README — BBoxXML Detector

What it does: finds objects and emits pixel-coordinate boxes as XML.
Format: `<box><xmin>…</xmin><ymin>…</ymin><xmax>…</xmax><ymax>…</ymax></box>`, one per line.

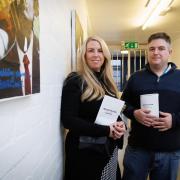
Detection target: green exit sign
<box><xmin>125</xmin><ymin>42</ymin><xmax>138</xmax><ymax>49</ymax></box>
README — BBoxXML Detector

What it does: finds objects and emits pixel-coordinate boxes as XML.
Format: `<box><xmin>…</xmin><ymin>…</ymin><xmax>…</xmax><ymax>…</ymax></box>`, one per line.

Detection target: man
<box><xmin>121</xmin><ymin>32</ymin><xmax>180</xmax><ymax>180</ymax></box>
<box><xmin>0</xmin><ymin>0</ymin><xmax>40</xmax><ymax>99</ymax></box>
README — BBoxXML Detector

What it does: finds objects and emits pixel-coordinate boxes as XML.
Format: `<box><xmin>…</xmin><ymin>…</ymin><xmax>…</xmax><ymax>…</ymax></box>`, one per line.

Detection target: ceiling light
<box><xmin>142</xmin><ymin>0</ymin><xmax>174</xmax><ymax>30</ymax></box>
<box><xmin>121</xmin><ymin>50</ymin><xmax>128</xmax><ymax>54</ymax></box>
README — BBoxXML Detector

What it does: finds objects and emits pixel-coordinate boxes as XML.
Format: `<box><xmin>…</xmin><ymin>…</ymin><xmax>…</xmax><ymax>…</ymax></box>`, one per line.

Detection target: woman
<box><xmin>61</xmin><ymin>36</ymin><xmax>126</xmax><ymax>180</ymax></box>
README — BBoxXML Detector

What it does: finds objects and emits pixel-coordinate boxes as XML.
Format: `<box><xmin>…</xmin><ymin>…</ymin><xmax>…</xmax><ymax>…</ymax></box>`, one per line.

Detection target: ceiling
<box><xmin>86</xmin><ymin>0</ymin><xmax>180</xmax><ymax>46</ymax></box>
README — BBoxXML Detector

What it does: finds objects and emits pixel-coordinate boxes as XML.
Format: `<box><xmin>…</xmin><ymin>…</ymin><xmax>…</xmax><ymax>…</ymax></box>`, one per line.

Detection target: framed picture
<box><xmin>0</xmin><ymin>0</ymin><xmax>40</xmax><ymax>101</ymax></box>
<box><xmin>71</xmin><ymin>10</ymin><xmax>84</xmax><ymax>71</ymax></box>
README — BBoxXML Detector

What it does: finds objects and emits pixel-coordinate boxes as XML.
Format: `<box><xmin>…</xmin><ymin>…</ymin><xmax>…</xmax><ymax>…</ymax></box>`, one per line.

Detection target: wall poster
<box><xmin>0</xmin><ymin>0</ymin><xmax>40</xmax><ymax>100</ymax></box>
<box><xmin>71</xmin><ymin>9</ymin><xmax>83</xmax><ymax>71</ymax></box>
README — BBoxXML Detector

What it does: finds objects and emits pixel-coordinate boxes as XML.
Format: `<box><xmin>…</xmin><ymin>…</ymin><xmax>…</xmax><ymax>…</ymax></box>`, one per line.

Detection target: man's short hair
<box><xmin>148</xmin><ymin>32</ymin><xmax>171</xmax><ymax>44</ymax></box>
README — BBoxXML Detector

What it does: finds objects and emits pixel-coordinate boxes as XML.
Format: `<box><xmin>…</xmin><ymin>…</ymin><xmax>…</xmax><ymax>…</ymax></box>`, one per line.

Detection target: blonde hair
<box><xmin>77</xmin><ymin>35</ymin><xmax>119</xmax><ymax>101</ymax></box>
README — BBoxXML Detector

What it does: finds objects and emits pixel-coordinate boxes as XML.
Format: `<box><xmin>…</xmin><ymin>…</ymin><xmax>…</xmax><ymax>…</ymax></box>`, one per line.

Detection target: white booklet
<box><xmin>95</xmin><ymin>95</ymin><xmax>125</xmax><ymax>126</ymax></box>
<box><xmin>140</xmin><ymin>93</ymin><xmax>159</xmax><ymax>117</ymax></box>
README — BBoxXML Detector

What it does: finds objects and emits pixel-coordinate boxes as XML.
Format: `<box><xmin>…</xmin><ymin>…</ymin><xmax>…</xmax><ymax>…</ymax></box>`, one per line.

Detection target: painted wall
<box><xmin>172</xmin><ymin>37</ymin><xmax>180</xmax><ymax>68</ymax></box>
<box><xmin>0</xmin><ymin>0</ymin><xmax>88</xmax><ymax>179</ymax></box>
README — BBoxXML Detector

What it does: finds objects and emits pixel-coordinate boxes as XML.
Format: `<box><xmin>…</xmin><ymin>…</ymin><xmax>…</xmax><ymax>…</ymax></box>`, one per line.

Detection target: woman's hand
<box><xmin>109</xmin><ymin>121</ymin><xmax>126</xmax><ymax>140</ymax></box>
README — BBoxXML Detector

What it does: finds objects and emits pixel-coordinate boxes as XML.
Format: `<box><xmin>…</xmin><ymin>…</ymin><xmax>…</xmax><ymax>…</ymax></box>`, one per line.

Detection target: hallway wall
<box><xmin>172</xmin><ymin>37</ymin><xmax>180</xmax><ymax>68</ymax></box>
<box><xmin>0</xmin><ymin>0</ymin><xmax>88</xmax><ymax>179</ymax></box>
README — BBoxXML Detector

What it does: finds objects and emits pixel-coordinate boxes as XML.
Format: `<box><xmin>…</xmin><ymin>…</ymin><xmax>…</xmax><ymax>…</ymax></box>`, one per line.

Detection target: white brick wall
<box><xmin>0</xmin><ymin>0</ymin><xmax>88</xmax><ymax>179</ymax></box>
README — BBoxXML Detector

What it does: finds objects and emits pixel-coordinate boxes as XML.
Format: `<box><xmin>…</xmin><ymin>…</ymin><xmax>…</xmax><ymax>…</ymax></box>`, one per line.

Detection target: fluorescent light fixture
<box><xmin>121</xmin><ymin>50</ymin><xmax>128</xmax><ymax>54</ymax></box>
<box><xmin>142</xmin><ymin>0</ymin><xmax>174</xmax><ymax>30</ymax></box>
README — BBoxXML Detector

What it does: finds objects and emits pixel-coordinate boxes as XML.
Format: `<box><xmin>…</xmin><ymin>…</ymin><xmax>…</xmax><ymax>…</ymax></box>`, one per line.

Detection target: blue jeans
<box><xmin>122</xmin><ymin>145</ymin><xmax>180</xmax><ymax>180</ymax></box>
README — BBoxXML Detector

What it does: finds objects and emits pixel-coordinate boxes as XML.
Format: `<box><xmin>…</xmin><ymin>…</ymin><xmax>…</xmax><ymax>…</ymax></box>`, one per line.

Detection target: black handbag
<box><xmin>78</xmin><ymin>136</ymin><xmax>110</xmax><ymax>155</ymax></box>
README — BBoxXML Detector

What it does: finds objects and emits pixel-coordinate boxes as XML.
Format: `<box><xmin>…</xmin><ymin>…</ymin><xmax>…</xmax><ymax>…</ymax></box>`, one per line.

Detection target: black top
<box><xmin>121</xmin><ymin>62</ymin><xmax>180</xmax><ymax>151</ymax></box>
<box><xmin>61</xmin><ymin>72</ymin><xmax>110</xmax><ymax>137</ymax></box>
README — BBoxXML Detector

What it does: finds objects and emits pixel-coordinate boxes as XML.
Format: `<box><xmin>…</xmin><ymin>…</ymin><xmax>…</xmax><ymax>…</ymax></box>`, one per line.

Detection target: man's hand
<box><xmin>133</xmin><ymin>109</ymin><xmax>156</xmax><ymax>127</ymax></box>
<box><xmin>152</xmin><ymin>111</ymin><xmax>172</xmax><ymax>131</ymax></box>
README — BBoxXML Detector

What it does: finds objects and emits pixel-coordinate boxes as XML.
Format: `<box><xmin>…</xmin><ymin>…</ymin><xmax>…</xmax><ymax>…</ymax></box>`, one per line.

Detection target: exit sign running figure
<box><xmin>125</xmin><ymin>42</ymin><xmax>139</xmax><ymax>49</ymax></box>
